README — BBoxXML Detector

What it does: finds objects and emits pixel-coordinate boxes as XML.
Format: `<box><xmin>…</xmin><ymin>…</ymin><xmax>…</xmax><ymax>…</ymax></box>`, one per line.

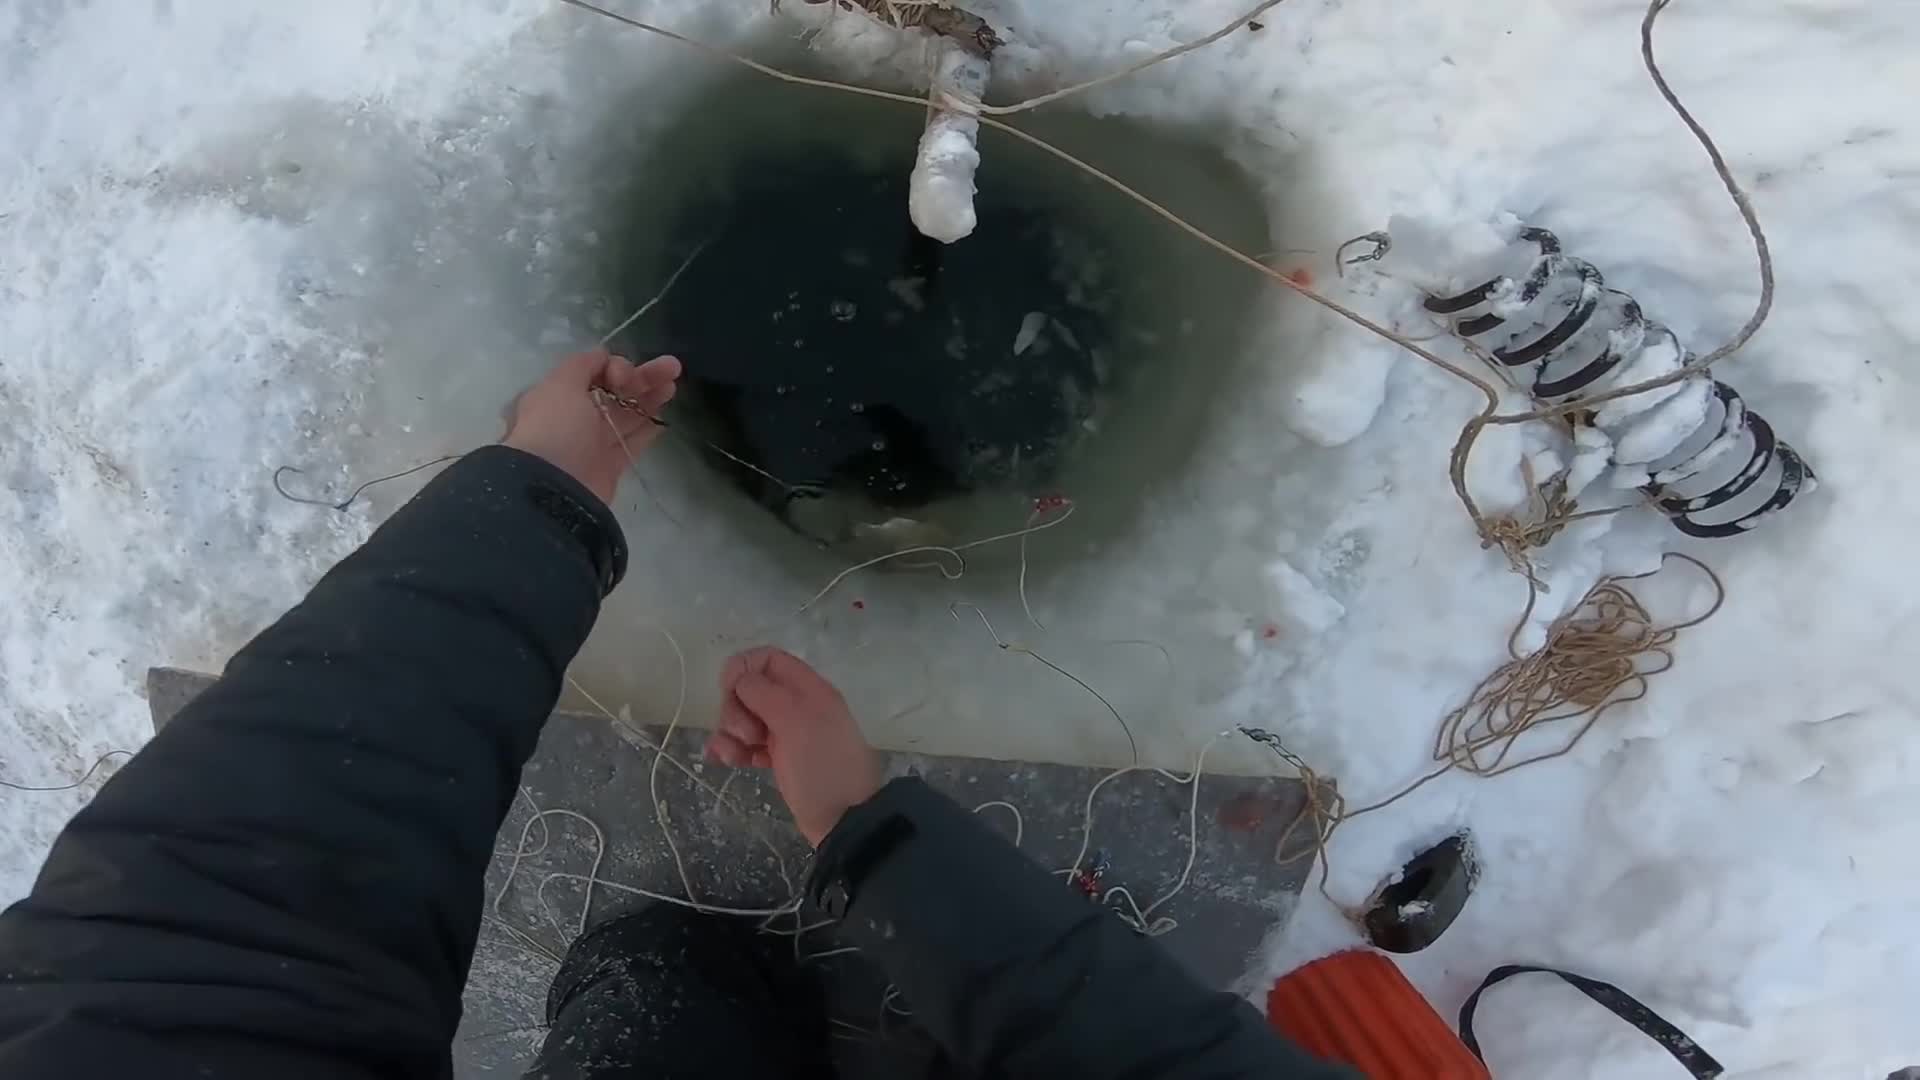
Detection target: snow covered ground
<box><xmin>4</xmin><ymin>0</ymin><xmax>1916</xmax><ymax>1076</ymax></box>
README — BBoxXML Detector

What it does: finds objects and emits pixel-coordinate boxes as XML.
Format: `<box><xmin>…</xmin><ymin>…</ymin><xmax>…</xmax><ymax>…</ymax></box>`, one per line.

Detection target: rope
<box><xmin>1446</xmin><ymin>552</ymin><xmax>1725</xmax><ymax>771</ymax></box>
<box><xmin>1249</xmin><ymin>552</ymin><xmax>1726</xmax><ymax>910</ymax></box>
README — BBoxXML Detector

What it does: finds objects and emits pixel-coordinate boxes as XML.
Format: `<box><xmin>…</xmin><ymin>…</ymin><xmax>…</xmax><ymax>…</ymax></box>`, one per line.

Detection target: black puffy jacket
<box><xmin>0</xmin><ymin>446</ymin><xmax>1351</xmax><ymax>1079</ymax></box>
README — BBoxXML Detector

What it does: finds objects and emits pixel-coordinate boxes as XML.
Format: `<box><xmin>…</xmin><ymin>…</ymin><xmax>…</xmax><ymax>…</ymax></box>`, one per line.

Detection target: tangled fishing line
<box><xmin>473</xmin><ymin>638</ymin><xmax>1236</xmax><ymax>1045</ymax></box>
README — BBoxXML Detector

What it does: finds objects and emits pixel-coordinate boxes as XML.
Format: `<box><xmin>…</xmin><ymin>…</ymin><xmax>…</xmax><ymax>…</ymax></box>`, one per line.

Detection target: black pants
<box><xmin>524</xmin><ymin>904</ymin><xmax>837</xmax><ymax>1080</ymax></box>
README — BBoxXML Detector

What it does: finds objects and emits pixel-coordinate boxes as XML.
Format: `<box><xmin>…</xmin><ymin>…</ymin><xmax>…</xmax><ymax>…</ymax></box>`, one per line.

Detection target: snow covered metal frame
<box><xmin>1423</xmin><ymin>227</ymin><xmax>1815</xmax><ymax>538</ymax></box>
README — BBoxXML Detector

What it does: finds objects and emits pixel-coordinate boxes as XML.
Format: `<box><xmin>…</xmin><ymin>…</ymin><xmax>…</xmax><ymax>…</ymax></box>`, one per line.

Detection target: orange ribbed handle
<box><xmin>1267</xmin><ymin>950</ymin><xmax>1490</xmax><ymax>1080</ymax></box>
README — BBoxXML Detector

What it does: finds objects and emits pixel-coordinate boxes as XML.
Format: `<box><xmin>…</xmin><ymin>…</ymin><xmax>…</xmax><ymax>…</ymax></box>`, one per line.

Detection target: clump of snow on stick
<box><xmin>909</xmin><ymin>41</ymin><xmax>992</xmax><ymax>244</ymax></box>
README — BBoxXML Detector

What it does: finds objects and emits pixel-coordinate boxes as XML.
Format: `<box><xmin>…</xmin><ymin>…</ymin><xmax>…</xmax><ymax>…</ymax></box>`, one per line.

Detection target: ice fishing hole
<box><xmin>594</xmin><ymin>55</ymin><xmax>1273</xmax><ymax>576</ymax></box>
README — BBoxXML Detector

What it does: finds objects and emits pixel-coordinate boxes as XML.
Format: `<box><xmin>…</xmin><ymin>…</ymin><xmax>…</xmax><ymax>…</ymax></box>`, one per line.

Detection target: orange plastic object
<box><xmin>1267</xmin><ymin>950</ymin><xmax>1490</xmax><ymax>1079</ymax></box>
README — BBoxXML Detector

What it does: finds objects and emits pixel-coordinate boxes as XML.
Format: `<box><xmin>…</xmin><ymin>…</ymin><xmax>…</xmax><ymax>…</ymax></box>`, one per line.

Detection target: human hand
<box><xmin>705</xmin><ymin>647</ymin><xmax>883</xmax><ymax>848</ymax></box>
<box><xmin>502</xmin><ymin>348</ymin><xmax>682</xmax><ymax>507</ymax></box>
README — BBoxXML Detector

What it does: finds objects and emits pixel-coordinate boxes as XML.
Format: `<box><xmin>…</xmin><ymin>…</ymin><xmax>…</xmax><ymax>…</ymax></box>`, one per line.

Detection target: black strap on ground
<box><xmin>1458</xmin><ymin>964</ymin><xmax>1724</xmax><ymax>1078</ymax></box>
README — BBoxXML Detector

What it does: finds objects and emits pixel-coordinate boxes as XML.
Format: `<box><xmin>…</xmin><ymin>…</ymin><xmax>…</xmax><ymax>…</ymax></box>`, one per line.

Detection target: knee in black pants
<box><xmin>525</xmin><ymin>903</ymin><xmax>834</xmax><ymax>1080</ymax></box>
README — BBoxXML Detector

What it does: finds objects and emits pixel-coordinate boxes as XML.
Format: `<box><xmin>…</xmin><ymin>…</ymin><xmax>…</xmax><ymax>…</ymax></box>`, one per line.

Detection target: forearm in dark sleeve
<box><xmin>0</xmin><ymin>446</ymin><xmax>624</xmax><ymax>1077</ymax></box>
<box><xmin>810</xmin><ymin>778</ymin><xmax>1355</xmax><ymax>1079</ymax></box>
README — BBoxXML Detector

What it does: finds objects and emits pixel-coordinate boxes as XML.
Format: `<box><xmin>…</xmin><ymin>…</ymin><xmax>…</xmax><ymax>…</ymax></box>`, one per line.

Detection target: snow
<box><xmin>5</xmin><ymin>1</ymin><xmax>1919</xmax><ymax>1077</ymax></box>
<box><xmin>1613</xmin><ymin>375</ymin><xmax>1711</xmax><ymax>466</ymax></box>
<box><xmin>1262</xmin><ymin>558</ymin><xmax>1348</xmax><ymax>637</ymax></box>
<box><xmin>1592</xmin><ymin>330</ymin><xmax>1687</xmax><ymax>429</ymax></box>
<box><xmin>1565</xmin><ymin>424</ymin><xmax>1614</xmax><ymax>501</ymax></box>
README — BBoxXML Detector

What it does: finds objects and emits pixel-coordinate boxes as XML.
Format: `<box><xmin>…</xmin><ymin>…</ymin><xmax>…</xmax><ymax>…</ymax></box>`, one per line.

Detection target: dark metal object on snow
<box><xmin>1422</xmin><ymin>227</ymin><xmax>1816</xmax><ymax>538</ymax></box>
<box><xmin>1362</xmin><ymin>832</ymin><xmax>1477</xmax><ymax>954</ymax></box>
<box><xmin>1334</xmin><ymin>230</ymin><xmax>1391</xmax><ymax>276</ymax></box>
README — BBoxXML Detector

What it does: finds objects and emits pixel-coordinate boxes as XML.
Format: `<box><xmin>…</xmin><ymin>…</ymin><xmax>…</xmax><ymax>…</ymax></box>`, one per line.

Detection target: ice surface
<box><xmin>4</xmin><ymin>1</ymin><xmax>1918</xmax><ymax>1076</ymax></box>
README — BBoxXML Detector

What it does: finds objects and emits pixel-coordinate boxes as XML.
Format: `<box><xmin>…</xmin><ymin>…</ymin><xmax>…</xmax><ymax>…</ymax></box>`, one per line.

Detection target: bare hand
<box><xmin>502</xmin><ymin>349</ymin><xmax>682</xmax><ymax>506</ymax></box>
<box><xmin>706</xmin><ymin>647</ymin><xmax>883</xmax><ymax>848</ymax></box>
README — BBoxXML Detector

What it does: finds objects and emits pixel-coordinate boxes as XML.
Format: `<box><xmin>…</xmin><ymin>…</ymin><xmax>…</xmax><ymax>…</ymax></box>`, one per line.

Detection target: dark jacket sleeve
<box><xmin>0</xmin><ymin>446</ymin><xmax>624</xmax><ymax>1080</ymax></box>
<box><xmin>810</xmin><ymin>778</ymin><xmax>1357</xmax><ymax>1079</ymax></box>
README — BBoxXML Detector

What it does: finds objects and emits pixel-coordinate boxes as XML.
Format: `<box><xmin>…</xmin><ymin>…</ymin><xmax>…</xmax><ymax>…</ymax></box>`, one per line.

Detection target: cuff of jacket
<box><xmin>427</xmin><ymin>445</ymin><xmax>629</xmax><ymax>596</ymax></box>
<box><xmin>807</xmin><ymin>777</ymin><xmax>935</xmax><ymax>919</ymax></box>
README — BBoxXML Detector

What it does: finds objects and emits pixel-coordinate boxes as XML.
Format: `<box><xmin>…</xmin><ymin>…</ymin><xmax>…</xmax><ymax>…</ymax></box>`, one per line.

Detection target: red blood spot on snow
<box><xmin>851</xmin><ymin>600</ymin><xmax>866</xmax><ymax>611</ymax></box>
<box><xmin>1284</xmin><ymin>267</ymin><xmax>1314</xmax><ymax>288</ymax></box>
<box><xmin>1262</xmin><ymin>623</ymin><xmax>1280</xmax><ymax>640</ymax></box>
<box><xmin>1032</xmin><ymin>493</ymin><xmax>1071</xmax><ymax>514</ymax></box>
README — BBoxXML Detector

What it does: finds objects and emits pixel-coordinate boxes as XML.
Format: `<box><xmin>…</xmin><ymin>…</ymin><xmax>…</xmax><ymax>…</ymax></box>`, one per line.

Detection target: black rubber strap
<box><xmin>1459</xmin><ymin>965</ymin><xmax>1723</xmax><ymax>1079</ymax></box>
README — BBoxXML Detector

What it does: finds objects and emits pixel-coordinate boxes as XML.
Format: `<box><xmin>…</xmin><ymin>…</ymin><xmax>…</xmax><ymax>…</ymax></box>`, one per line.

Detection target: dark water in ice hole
<box><xmin>600</xmin><ymin>63</ymin><xmax>1272</xmax><ymax>569</ymax></box>
<box><xmin>651</xmin><ymin>159</ymin><xmax>1110</xmax><ymax>545</ymax></box>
